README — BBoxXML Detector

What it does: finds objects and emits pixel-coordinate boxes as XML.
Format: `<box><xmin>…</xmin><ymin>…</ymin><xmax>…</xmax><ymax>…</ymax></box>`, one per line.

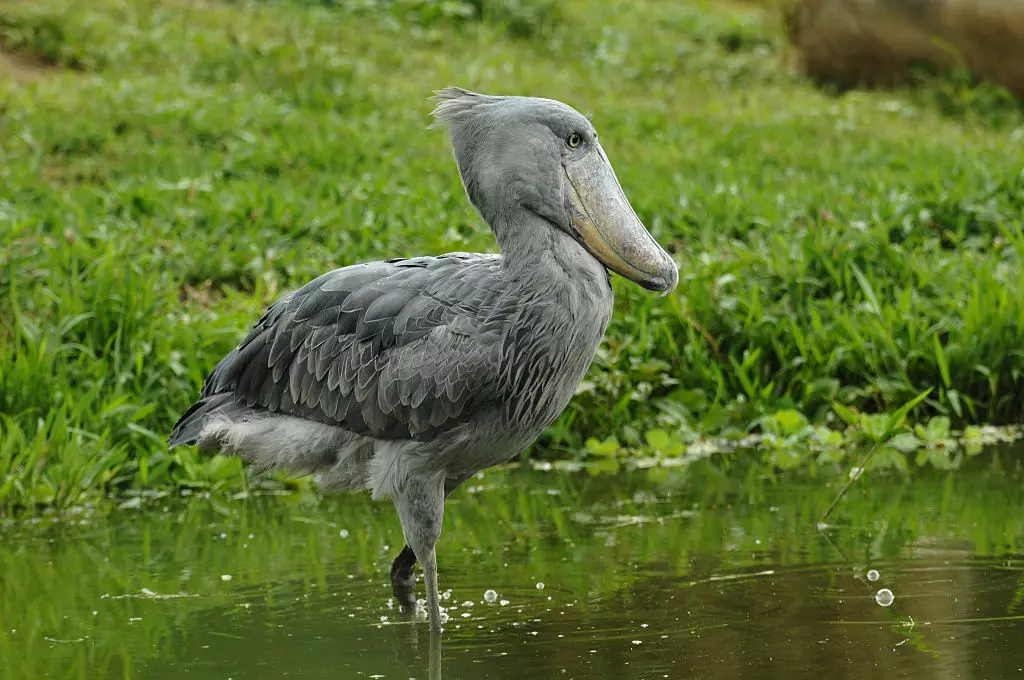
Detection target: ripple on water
<box><xmin>3</xmin><ymin>464</ymin><xmax>1023</xmax><ymax>680</ymax></box>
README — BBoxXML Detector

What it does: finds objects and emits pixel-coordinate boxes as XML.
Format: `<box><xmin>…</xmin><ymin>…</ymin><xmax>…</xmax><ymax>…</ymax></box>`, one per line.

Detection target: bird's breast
<box><xmin>498</xmin><ymin>281</ymin><xmax>614</xmax><ymax>432</ymax></box>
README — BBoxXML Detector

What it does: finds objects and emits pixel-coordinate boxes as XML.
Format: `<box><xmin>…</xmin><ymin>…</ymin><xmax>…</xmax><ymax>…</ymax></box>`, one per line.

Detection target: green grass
<box><xmin>1</xmin><ymin>0</ymin><xmax>1023</xmax><ymax>513</ymax></box>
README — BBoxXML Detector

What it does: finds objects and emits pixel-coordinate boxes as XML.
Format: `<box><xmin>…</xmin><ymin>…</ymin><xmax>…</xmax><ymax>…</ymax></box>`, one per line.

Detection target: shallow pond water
<box><xmin>2</xmin><ymin>454</ymin><xmax>1023</xmax><ymax>679</ymax></box>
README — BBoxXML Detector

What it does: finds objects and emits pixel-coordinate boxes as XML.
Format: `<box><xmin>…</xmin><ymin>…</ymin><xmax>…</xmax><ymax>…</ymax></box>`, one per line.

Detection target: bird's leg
<box><xmin>392</xmin><ymin>471</ymin><xmax>447</xmax><ymax>632</ymax></box>
<box><xmin>419</xmin><ymin>545</ymin><xmax>443</xmax><ymax>632</ymax></box>
<box><xmin>390</xmin><ymin>544</ymin><xmax>418</xmax><ymax>609</ymax></box>
<box><xmin>390</xmin><ymin>475</ymin><xmax>468</xmax><ymax>617</ymax></box>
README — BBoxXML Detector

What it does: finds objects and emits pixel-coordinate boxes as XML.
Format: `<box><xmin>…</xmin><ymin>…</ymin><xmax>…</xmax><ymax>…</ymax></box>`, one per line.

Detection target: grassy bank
<box><xmin>1</xmin><ymin>0</ymin><xmax>1022</xmax><ymax>512</ymax></box>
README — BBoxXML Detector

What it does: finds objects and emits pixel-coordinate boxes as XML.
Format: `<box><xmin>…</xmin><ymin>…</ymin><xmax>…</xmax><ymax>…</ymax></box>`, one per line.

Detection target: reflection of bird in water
<box><xmin>430</xmin><ymin>630</ymin><xmax>441</xmax><ymax>680</ymax></box>
<box><xmin>388</xmin><ymin>612</ymin><xmax>443</xmax><ymax>679</ymax></box>
<box><xmin>168</xmin><ymin>87</ymin><xmax>678</xmax><ymax>632</ymax></box>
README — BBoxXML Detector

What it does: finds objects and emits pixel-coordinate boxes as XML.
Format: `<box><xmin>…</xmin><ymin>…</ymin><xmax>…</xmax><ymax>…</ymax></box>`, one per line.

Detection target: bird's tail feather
<box><xmin>168</xmin><ymin>393</ymin><xmax>371</xmax><ymax>491</ymax></box>
<box><xmin>167</xmin><ymin>393</ymin><xmax>251</xmax><ymax>448</ymax></box>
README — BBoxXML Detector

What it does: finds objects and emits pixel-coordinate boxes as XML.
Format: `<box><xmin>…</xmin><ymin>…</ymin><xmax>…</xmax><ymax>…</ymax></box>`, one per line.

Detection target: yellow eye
<box><xmin>567</xmin><ymin>132</ymin><xmax>582</xmax><ymax>148</ymax></box>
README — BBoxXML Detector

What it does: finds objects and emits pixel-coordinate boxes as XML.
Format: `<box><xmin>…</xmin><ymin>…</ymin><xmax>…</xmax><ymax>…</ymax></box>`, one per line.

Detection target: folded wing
<box><xmin>195</xmin><ymin>253</ymin><xmax>511</xmax><ymax>441</ymax></box>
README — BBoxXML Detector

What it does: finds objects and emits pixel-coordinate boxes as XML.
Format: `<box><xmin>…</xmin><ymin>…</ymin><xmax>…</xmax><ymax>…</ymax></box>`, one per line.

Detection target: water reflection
<box><xmin>1</xmin><ymin>453</ymin><xmax>1023</xmax><ymax>679</ymax></box>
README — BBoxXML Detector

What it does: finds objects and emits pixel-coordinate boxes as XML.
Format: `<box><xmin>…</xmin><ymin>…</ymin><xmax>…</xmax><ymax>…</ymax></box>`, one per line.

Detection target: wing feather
<box><xmin>200</xmin><ymin>254</ymin><xmax>509</xmax><ymax>441</ymax></box>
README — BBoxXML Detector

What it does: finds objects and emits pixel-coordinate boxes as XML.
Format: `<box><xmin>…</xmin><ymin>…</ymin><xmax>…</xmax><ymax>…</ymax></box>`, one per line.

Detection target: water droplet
<box><xmin>339</xmin><ymin>529</ymin><xmax>349</xmax><ymax>538</ymax></box>
<box><xmin>867</xmin><ymin>569</ymin><xmax>880</xmax><ymax>582</ymax></box>
<box><xmin>484</xmin><ymin>589</ymin><xmax>498</xmax><ymax>603</ymax></box>
<box><xmin>221</xmin><ymin>574</ymin><xmax>233</xmax><ymax>582</ymax></box>
<box><xmin>875</xmin><ymin>588</ymin><xmax>894</xmax><ymax>607</ymax></box>
<box><xmin>536</xmin><ymin>582</ymin><xmax>545</xmax><ymax>590</ymax></box>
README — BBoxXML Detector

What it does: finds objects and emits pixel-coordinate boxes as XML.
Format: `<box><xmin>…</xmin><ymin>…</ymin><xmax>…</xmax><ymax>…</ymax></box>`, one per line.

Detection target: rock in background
<box><xmin>784</xmin><ymin>0</ymin><xmax>1024</xmax><ymax>97</ymax></box>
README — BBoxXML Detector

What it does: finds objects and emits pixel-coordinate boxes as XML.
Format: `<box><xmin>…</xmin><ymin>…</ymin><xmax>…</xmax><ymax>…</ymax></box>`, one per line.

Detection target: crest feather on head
<box><xmin>429</xmin><ymin>87</ymin><xmax>493</xmax><ymax>129</ymax></box>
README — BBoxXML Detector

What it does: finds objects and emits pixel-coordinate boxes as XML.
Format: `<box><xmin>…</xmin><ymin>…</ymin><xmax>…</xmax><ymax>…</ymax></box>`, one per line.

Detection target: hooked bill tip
<box><xmin>642</xmin><ymin>259</ymin><xmax>679</xmax><ymax>296</ymax></box>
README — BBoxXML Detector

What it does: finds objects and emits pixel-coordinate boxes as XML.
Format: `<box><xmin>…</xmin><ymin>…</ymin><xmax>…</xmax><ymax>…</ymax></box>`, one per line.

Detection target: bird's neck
<box><xmin>491</xmin><ymin>211</ymin><xmax>615</xmax><ymax>432</ymax></box>
<box><xmin>492</xmin><ymin>211</ymin><xmax>612</xmax><ymax>305</ymax></box>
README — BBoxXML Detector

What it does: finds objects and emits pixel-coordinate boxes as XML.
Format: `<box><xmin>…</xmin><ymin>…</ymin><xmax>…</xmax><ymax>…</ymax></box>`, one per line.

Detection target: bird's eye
<box><xmin>567</xmin><ymin>132</ymin><xmax>582</xmax><ymax>148</ymax></box>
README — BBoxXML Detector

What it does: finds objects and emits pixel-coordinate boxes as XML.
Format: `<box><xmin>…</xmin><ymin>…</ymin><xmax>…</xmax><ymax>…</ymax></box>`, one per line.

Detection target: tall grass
<box><xmin>0</xmin><ymin>0</ymin><xmax>1022</xmax><ymax>513</ymax></box>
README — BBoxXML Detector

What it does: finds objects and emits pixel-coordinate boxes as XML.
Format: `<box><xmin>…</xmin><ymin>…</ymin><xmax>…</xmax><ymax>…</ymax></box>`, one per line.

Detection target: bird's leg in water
<box><xmin>391</xmin><ymin>475</ymin><xmax>467</xmax><ymax>613</ymax></box>
<box><xmin>419</xmin><ymin>546</ymin><xmax>442</xmax><ymax>632</ymax></box>
<box><xmin>390</xmin><ymin>545</ymin><xmax>418</xmax><ymax>608</ymax></box>
<box><xmin>393</xmin><ymin>471</ymin><xmax>447</xmax><ymax>632</ymax></box>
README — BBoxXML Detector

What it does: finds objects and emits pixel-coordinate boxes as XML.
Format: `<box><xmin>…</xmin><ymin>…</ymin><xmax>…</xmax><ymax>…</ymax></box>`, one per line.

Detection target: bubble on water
<box><xmin>221</xmin><ymin>574</ymin><xmax>233</xmax><ymax>582</ymax></box>
<box><xmin>536</xmin><ymin>582</ymin><xmax>545</xmax><ymax>591</ymax></box>
<box><xmin>484</xmin><ymin>589</ymin><xmax>498</xmax><ymax>603</ymax></box>
<box><xmin>439</xmin><ymin>611</ymin><xmax>450</xmax><ymax>624</ymax></box>
<box><xmin>499</xmin><ymin>599</ymin><xmax>510</xmax><ymax>606</ymax></box>
<box><xmin>875</xmin><ymin>588</ymin><xmax>895</xmax><ymax>607</ymax></box>
<box><xmin>339</xmin><ymin>529</ymin><xmax>349</xmax><ymax>538</ymax></box>
<box><xmin>461</xmin><ymin>600</ymin><xmax>475</xmax><ymax>608</ymax></box>
<box><xmin>866</xmin><ymin>569</ymin><xmax>880</xmax><ymax>582</ymax></box>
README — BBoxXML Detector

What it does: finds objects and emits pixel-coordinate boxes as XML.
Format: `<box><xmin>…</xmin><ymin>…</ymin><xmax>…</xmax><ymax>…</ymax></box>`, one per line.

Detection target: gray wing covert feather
<box><xmin>201</xmin><ymin>254</ymin><xmax>509</xmax><ymax>441</ymax></box>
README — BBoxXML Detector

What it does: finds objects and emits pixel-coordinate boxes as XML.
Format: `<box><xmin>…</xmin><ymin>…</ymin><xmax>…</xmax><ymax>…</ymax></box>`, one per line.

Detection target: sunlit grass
<box><xmin>1</xmin><ymin>0</ymin><xmax>1022</xmax><ymax>513</ymax></box>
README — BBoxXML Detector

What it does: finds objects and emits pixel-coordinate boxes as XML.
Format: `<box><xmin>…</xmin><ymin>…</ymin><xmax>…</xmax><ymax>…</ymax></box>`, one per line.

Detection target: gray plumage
<box><xmin>168</xmin><ymin>86</ymin><xmax>677</xmax><ymax>633</ymax></box>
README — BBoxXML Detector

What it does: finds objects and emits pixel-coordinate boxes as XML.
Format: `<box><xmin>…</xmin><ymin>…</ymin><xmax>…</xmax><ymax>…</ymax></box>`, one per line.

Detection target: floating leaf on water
<box><xmin>584</xmin><ymin>436</ymin><xmax>620</xmax><ymax>458</ymax></box>
<box><xmin>766</xmin><ymin>409</ymin><xmax>809</xmax><ymax>437</ymax></box>
<box><xmin>118</xmin><ymin>497</ymin><xmax>143</xmax><ymax>510</ymax></box>
<box><xmin>888</xmin><ymin>433</ymin><xmax>922</xmax><ymax>453</ymax></box>
<box><xmin>644</xmin><ymin>428</ymin><xmax>671</xmax><ymax>451</ymax></box>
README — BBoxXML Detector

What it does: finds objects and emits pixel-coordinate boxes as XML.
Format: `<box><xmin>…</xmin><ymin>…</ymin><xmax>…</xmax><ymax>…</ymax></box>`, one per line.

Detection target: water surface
<box><xmin>2</xmin><ymin>454</ymin><xmax>1023</xmax><ymax>679</ymax></box>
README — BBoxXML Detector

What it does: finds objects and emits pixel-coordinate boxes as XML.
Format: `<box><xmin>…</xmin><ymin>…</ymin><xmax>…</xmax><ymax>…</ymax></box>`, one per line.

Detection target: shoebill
<box><xmin>168</xmin><ymin>86</ymin><xmax>678</xmax><ymax>632</ymax></box>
